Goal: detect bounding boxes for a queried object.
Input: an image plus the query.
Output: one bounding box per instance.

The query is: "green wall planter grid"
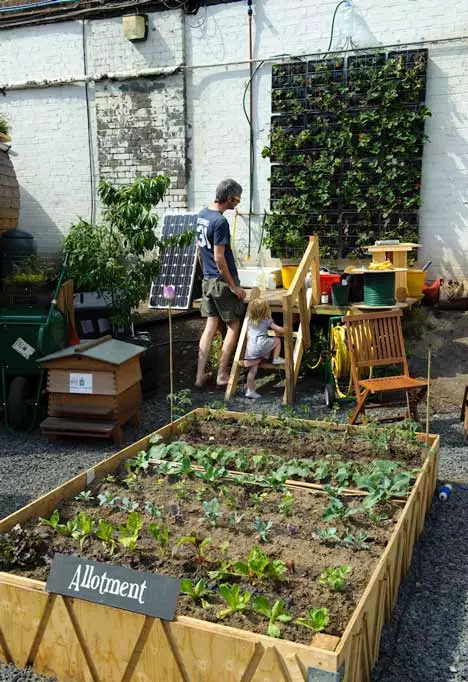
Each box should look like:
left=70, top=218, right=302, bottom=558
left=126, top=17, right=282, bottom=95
left=262, top=49, right=431, bottom=260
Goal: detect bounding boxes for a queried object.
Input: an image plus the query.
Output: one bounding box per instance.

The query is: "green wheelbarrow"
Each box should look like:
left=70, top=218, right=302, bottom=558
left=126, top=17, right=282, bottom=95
left=0, top=273, right=68, bottom=430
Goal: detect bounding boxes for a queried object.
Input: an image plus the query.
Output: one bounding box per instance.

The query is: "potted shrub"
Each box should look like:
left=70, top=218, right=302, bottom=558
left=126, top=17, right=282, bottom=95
left=0, top=115, right=11, bottom=143
left=64, top=175, right=192, bottom=330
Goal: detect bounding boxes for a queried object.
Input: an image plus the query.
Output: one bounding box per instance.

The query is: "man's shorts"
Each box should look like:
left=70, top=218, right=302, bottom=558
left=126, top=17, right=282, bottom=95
left=200, top=279, right=245, bottom=322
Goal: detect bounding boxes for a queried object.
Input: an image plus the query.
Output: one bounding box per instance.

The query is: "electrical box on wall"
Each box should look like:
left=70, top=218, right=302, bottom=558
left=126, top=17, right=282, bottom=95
left=122, top=14, right=148, bottom=42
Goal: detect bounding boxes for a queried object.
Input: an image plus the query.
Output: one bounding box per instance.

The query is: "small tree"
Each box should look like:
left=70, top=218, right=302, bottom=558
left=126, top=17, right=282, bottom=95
left=65, top=176, right=192, bottom=328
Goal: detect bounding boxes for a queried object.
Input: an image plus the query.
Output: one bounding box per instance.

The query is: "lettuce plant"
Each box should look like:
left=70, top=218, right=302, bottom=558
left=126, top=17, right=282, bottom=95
left=217, top=584, right=251, bottom=619
left=252, top=596, right=292, bottom=638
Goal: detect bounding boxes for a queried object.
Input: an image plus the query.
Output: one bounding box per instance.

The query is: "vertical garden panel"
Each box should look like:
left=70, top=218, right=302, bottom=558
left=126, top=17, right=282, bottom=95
left=265, top=50, right=430, bottom=260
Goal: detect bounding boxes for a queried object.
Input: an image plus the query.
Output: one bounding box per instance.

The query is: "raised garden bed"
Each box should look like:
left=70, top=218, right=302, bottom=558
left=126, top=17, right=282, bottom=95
left=0, top=409, right=439, bottom=682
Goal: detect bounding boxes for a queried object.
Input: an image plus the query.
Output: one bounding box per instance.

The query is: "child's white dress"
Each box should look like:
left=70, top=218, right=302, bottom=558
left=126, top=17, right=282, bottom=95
left=245, top=319, right=276, bottom=361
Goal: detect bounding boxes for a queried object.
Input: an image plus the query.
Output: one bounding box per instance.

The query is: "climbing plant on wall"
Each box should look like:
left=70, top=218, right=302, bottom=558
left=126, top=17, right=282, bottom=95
left=262, top=50, right=431, bottom=260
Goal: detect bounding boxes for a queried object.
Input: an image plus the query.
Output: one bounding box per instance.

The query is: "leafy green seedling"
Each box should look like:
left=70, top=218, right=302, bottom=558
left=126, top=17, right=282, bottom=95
left=252, top=517, right=272, bottom=543
left=313, top=527, right=341, bottom=544
left=228, top=511, right=244, bottom=526
left=123, top=472, right=140, bottom=491
left=148, top=523, right=170, bottom=555
left=144, top=501, right=164, bottom=518
left=319, top=565, right=352, bottom=592
left=195, top=464, right=226, bottom=487
left=217, top=584, right=251, bottom=619
left=174, top=534, right=211, bottom=564
left=250, top=491, right=268, bottom=510
left=126, top=450, right=151, bottom=474
left=74, top=490, right=94, bottom=502
left=233, top=547, right=287, bottom=583
left=334, top=463, right=353, bottom=487
left=322, top=496, right=359, bottom=522
left=117, top=511, right=143, bottom=551
left=72, top=512, right=96, bottom=551
left=342, top=530, right=369, bottom=550
left=295, top=607, right=329, bottom=632
left=278, top=492, right=293, bottom=517
left=313, top=460, right=330, bottom=482
left=119, top=497, right=139, bottom=513
left=252, top=596, right=292, bottom=638
left=104, top=474, right=117, bottom=484
left=180, top=578, right=213, bottom=608
left=97, top=491, right=120, bottom=509
left=202, top=498, right=223, bottom=528
left=95, top=520, right=116, bottom=555
left=39, top=509, right=61, bottom=530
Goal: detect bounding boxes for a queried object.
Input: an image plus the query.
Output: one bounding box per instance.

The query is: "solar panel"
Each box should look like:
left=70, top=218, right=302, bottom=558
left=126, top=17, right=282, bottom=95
left=148, top=213, right=199, bottom=310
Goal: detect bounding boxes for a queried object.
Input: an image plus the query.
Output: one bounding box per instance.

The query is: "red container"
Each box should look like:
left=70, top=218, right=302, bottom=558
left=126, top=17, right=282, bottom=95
left=320, top=273, right=341, bottom=297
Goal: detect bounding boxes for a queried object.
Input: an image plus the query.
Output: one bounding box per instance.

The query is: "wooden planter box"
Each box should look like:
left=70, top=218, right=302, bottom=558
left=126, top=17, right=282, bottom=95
left=0, top=410, right=439, bottom=682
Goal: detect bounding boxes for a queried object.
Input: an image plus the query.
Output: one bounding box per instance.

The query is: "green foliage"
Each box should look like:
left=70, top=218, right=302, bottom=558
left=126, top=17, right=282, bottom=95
left=174, top=534, right=211, bottom=564
left=217, top=584, right=252, bottom=619
left=180, top=578, right=213, bottom=608
left=117, top=511, right=143, bottom=551
left=167, top=389, right=193, bottom=419
left=39, top=509, right=61, bottom=530
left=278, top=492, right=294, bottom=516
left=232, top=546, right=287, bottom=583
left=144, top=501, right=164, bottom=518
left=126, top=450, right=151, bottom=474
left=0, top=116, right=9, bottom=135
left=252, top=517, right=273, bottom=543
left=95, top=520, right=116, bottom=555
left=74, top=490, right=95, bottom=502
left=202, top=498, right=223, bottom=528
left=97, top=491, right=120, bottom=509
left=252, top=596, right=292, bottom=638
left=64, top=175, right=193, bottom=327
left=319, top=565, right=352, bottom=592
left=295, top=607, right=329, bottom=632
left=148, top=523, right=170, bottom=555
left=264, top=54, right=431, bottom=258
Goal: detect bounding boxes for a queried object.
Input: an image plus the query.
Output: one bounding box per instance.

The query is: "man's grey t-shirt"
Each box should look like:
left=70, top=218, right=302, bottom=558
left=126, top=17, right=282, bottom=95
left=196, top=208, right=240, bottom=285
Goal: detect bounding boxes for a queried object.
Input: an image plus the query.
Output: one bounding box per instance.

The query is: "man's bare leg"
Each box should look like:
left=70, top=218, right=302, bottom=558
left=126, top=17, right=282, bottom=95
left=217, top=318, right=241, bottom=385
left=195, top=316, right=220, bottom=387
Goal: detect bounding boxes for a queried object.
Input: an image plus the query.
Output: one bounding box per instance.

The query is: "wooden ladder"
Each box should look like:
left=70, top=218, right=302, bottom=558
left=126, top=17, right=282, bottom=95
left=224, top=235, right=321, bottom=405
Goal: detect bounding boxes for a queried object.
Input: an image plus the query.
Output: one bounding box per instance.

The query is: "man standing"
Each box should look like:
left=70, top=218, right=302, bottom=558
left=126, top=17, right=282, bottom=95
left=195, top=178, right=246, bottom=389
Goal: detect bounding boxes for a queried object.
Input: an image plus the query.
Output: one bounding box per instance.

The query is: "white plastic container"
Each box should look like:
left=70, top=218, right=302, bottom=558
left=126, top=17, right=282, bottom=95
left=237, top=267, right=281, bottom=288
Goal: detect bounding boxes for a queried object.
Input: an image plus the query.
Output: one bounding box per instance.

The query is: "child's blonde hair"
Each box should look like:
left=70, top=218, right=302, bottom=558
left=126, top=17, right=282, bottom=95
left=249, top=296, right=271, bottom=327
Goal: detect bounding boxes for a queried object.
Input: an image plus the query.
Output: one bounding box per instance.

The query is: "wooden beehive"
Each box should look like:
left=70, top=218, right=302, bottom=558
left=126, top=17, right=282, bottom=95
left=39, top=336, right=145, bottom=442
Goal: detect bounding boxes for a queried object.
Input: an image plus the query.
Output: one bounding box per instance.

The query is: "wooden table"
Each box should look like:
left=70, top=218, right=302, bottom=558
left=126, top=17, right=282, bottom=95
left=192, top=288, right=420, bottom=315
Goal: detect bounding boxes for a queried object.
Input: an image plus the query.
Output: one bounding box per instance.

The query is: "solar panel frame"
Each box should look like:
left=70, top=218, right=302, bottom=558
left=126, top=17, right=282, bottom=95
left=148, top=213, right=199, bottom=310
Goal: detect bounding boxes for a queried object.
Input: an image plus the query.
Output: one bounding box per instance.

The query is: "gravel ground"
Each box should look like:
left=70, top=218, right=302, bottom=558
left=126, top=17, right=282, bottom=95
left=0, top=363, right=467, bottom=681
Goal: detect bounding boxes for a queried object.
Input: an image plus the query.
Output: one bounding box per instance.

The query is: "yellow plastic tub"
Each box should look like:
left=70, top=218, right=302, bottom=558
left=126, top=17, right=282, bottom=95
left=407, top=269, right=426, bottom=297
left=280, top=265, right=298, bottom=289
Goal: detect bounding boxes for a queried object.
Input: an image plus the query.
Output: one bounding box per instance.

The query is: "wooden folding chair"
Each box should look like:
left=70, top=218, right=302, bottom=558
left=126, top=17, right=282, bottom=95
left=343, top=309, right=428, bottom=425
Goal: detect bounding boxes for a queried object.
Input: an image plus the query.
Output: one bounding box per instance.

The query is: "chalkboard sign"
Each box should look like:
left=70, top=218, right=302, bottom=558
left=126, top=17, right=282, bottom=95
left=46, top=554, right=180, bottom=620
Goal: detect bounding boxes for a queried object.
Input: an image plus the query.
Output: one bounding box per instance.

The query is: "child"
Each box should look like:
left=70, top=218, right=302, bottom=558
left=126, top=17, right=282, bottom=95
left=244, top=293, right=285, bottom=399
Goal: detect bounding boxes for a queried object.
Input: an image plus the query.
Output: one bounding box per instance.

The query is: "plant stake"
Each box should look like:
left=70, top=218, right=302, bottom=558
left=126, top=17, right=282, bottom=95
left=164, top=284, right=176, bottom=422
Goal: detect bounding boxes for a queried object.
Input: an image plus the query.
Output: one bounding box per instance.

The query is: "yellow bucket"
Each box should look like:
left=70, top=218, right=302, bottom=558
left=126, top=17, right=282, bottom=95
left=281, top=265, right=298, bottom=289
left=406, top=269, right=426, bottom=297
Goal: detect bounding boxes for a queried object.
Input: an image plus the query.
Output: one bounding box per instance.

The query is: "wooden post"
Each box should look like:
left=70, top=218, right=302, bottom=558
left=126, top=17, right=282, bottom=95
left=282, top=293, right=294, bottom=405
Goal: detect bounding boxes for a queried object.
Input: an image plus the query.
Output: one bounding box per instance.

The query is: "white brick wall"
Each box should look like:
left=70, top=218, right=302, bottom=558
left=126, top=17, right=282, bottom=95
left=185, top=0, right=468, bottom=277
left=0, top=10, right=184, bottom=253
left=1, top=1, right=468, bottom=277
